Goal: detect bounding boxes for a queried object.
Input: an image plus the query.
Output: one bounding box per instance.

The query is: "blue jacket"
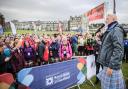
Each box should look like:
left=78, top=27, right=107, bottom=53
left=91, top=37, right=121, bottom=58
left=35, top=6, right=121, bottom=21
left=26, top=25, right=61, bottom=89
left=97, top=21, right=124, bottom=70
left=71, top=36, right=78, bottom=44
left=124, top=39, right=128, bottom=47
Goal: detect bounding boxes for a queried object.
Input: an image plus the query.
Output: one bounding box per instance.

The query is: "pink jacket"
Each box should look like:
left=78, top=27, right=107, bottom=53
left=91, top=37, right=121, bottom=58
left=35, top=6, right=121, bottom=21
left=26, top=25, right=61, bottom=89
left=59, top=42, right=72, bottom=60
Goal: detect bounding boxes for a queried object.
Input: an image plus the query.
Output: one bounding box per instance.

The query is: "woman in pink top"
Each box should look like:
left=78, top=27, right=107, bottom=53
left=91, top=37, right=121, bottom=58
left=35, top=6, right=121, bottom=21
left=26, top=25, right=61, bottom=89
left=59, top=36, right=72, bottom=61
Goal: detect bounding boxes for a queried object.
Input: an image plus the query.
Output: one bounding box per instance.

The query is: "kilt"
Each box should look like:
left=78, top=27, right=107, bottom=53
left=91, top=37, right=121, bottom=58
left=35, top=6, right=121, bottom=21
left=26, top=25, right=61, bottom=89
left=97, top=67, right=126, bottom=89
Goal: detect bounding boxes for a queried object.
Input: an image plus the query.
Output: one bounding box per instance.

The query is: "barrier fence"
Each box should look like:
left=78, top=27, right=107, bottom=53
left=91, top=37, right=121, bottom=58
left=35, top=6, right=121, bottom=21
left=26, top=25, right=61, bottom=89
left=0, top=55, right=96, bottom=89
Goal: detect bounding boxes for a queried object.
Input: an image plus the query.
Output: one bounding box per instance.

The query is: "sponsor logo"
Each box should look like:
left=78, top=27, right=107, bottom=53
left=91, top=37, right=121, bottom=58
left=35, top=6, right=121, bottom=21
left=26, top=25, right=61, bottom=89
left=46, top=72, right=70, bottom=86
left=46, top=77, right=53, bottom=86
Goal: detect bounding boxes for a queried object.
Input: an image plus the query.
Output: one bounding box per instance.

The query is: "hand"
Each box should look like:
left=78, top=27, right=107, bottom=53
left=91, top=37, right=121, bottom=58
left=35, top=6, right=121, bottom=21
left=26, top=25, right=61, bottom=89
left=106, top=67, right=113, bottom=76
left=5, top=57, right=10, bottom=62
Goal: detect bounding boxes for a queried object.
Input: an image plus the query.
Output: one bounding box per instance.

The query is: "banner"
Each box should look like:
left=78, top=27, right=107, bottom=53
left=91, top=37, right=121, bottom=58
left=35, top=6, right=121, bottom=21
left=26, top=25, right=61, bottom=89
left=86, top=3, right=104, bottom=22
left=18, top=59, right=87, bottom=89
left=58, top=21, right=63, bottom=34
left=10, top=22, right=16, bottom=35
left=32, top=22, right=37, bottom=34
left=72, top=55, right=96, bottom=80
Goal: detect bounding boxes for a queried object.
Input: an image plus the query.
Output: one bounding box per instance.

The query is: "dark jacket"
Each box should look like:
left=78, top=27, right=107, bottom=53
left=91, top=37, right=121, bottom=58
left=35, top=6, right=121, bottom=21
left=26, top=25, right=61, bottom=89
left=94, top=40, right=101, bottom=55
left=124, top=39, right=128, bottom=48
left=23, top=46, right=36, bottom=61
left=49, top=41, right=60, bottom=58
left=11, top=49, right=25, bottom=73
left=97, top=21, right=124, bottom=70
left=0, top=51, right=13, bottom=74
left=71, top=36, right=78, bottom=44
left=38, top=41, right=45, bottom=59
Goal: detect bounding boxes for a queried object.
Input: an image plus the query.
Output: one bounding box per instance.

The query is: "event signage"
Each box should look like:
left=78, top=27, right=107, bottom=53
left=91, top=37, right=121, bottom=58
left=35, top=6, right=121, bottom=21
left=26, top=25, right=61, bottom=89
left=18, top=59, right=87, bottom=89
left=18, top=55, right=96, bottom=89
left=86, top=3, right=104, bottom=22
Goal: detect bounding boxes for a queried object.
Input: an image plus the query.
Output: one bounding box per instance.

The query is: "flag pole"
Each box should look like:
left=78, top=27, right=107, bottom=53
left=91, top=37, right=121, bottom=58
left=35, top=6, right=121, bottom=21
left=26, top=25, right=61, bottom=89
left=113, top=0, right=116, bottom=14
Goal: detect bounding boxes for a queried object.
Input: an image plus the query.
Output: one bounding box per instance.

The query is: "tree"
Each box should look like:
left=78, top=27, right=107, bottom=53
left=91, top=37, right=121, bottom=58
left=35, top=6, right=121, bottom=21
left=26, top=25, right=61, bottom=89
left=0, top=12, right=5, bottom=27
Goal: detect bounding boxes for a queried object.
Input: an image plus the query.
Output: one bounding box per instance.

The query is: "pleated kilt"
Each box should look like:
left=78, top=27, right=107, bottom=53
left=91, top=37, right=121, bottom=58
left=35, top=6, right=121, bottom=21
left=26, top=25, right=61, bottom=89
left=97, top=67, right=126, bottom=89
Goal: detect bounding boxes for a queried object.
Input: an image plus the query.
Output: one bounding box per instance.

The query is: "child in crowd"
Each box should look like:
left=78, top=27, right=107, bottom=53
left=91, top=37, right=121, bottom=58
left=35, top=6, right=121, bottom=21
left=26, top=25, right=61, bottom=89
left=59, top=36, right=72, bottom=61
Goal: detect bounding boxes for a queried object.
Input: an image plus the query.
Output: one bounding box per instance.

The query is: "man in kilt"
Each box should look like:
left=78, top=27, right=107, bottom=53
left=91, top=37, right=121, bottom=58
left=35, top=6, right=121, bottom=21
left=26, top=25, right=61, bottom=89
left=97, top=14, right=126, bottom=89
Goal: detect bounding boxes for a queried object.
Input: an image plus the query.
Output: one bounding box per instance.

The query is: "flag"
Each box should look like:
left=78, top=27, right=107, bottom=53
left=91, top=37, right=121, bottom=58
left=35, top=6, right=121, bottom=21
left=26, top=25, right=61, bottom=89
left=10, top=22, right=16, bottom=35
left=58, top=21, right=63, bottom=33
left=86, top=3, right=104, bottom=22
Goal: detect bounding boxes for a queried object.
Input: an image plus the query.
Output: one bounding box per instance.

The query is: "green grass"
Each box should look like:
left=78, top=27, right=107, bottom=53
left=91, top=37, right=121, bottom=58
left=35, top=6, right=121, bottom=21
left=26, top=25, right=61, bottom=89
left=71, top=62, right=128, bottom=89
left=122, top=62, right=128, bottom=79
left=4, top=29, right=77, bottom=35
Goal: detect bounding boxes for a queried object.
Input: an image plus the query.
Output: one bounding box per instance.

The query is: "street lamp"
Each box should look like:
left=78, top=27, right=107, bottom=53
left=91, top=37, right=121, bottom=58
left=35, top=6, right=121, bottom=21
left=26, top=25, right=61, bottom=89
left=113, top=0, right=116, bottom=14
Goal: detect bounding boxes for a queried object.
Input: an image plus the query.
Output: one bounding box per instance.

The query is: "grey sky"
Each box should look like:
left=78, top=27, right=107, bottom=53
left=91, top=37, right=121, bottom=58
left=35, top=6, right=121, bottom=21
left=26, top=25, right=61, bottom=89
left=0, top=0, right=128, bottom=23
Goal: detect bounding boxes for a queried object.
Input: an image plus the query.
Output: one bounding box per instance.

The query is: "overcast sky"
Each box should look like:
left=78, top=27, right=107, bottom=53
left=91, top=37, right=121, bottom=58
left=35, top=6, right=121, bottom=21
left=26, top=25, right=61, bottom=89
left=0, top=0, right=128, bottom=23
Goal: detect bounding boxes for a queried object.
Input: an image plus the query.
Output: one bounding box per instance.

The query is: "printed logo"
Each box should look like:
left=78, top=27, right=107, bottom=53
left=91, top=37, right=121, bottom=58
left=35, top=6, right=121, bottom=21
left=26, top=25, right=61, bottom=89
left=46, top=77, right=53, bottom=86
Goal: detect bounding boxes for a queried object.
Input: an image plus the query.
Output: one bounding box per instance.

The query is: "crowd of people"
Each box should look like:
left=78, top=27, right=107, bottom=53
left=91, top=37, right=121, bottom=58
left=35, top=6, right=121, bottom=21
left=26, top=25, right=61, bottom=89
left=0, top=14, right=128, bottom=89
left=0, top=32, right=99, bottom=75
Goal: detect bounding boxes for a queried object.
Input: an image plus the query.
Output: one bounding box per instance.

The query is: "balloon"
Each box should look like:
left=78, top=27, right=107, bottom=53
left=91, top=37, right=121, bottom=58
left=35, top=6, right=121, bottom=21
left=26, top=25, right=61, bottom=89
left=0, top=73, right=14, bottom=85
left=4, top=48, right=11, bottom=57
left=0, top=82, right=10, bottom=89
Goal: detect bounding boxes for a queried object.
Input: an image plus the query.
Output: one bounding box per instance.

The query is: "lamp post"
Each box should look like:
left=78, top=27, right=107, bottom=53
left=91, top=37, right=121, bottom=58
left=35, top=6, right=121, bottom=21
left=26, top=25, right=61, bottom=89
left=113, top=0, right=116, bottom=14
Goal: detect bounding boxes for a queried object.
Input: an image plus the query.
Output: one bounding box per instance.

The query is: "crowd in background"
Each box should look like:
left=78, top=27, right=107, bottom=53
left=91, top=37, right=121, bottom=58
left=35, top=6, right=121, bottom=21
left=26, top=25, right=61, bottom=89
left=0, top=31, right=128, bottom=77
left=0, top=32, right=96, bottom=75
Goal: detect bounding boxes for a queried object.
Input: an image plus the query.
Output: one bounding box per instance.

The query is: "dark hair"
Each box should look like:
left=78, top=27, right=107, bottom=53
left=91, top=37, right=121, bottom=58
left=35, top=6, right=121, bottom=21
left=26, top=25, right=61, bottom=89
left=95, top=24, right=105, bottom=34
left=54, top=34, right=57, bottom=38
left=24, top=41, right=30, bottom=48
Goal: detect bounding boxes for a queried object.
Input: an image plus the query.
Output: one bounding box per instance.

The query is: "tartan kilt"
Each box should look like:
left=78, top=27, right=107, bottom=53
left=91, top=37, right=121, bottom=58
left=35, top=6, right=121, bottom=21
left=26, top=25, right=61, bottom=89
left=97, top=67, right=126, bottom=89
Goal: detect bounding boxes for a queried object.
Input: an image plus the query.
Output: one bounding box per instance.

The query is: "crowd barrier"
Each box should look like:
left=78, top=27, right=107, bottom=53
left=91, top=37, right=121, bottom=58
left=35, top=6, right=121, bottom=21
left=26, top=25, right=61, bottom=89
left=0, top=55, right=96, bottom=89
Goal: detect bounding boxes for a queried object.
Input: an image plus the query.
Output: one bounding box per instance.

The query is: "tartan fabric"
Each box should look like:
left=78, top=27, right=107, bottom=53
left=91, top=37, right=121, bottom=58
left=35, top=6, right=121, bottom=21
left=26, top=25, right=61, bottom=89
left=97, top=67, right=126, bottom=89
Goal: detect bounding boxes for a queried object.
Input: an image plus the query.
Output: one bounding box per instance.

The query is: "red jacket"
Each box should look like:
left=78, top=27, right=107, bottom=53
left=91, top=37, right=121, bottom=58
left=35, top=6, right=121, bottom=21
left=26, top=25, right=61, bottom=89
left=43, top=45, right=49, bottom=62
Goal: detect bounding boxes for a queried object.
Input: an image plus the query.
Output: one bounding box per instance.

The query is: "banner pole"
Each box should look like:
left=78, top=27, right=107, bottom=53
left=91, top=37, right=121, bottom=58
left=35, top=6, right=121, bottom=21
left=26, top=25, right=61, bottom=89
left=113, top=0, right=116, bottom=14
left=77, top=84, right=81, bottom=89
left=88, top=80, right=96, bottom=89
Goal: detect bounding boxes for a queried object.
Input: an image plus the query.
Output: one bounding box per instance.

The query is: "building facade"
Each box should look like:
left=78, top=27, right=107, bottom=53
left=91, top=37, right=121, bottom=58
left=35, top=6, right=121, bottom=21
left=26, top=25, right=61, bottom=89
left=68, top=16, right=82, bottom=31
left=13, top=20, right=69, bottom=31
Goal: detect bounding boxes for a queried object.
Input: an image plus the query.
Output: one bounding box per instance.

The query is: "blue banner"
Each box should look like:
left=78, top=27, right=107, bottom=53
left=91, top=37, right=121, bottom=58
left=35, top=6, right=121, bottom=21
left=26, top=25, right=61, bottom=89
left=18, top=59, right=87, bottom=89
